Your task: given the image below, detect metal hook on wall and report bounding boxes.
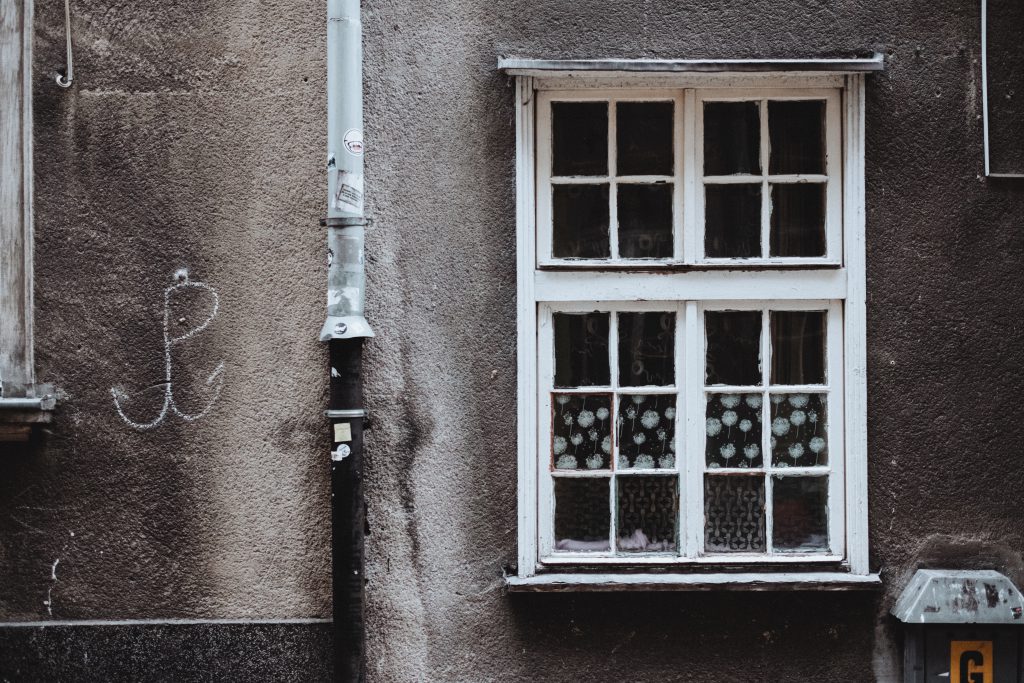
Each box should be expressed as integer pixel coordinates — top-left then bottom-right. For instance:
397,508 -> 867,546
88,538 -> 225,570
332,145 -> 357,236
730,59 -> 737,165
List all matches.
55,0 -> 73,88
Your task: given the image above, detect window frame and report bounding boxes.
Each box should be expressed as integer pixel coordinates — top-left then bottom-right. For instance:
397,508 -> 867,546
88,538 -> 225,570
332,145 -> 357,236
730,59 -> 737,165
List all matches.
513,71 -> 870,586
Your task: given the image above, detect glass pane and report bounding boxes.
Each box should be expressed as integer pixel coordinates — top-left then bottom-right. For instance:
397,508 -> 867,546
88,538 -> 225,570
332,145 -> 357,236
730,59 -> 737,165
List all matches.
554,312 -> 610,387
618,184 -> 673,259
705,310 -> 762,386
617,476 -> 678,553
771,393 -> 827,467
618,311 -> 675,387
616,395 -> 676,470
552,394 -> 613,471
552,101 -> 608,177
770,184 -> 826,257
703,101 -> 761,175
704,184 -> 761,258
772,476 -> 828,552
704,475 -> 766,553
552,185 -> 610,259
770,311 -> 826,385
768,100 -> 825,175
617,101 -> 674,176
705,393 -> 763,469
554,477 -> 611,552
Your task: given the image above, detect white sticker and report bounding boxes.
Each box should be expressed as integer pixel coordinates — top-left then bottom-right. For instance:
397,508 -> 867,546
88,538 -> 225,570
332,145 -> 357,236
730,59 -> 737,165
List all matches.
334,422 -> 352,442
343,129 -> 364,156
333,170 -> 364,213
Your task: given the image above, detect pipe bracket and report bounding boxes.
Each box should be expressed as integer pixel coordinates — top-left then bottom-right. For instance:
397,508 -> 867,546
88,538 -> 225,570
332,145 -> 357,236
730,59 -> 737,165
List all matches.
326,408 -> 367,419
321,217 -> 370,227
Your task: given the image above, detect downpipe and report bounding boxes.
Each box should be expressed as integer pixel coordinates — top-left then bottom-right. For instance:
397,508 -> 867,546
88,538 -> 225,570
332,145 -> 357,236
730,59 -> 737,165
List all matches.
324,0 -> 372,680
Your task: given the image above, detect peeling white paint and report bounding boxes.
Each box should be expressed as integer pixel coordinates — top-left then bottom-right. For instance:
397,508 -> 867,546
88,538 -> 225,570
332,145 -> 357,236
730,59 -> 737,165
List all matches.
340,286 -> 360,310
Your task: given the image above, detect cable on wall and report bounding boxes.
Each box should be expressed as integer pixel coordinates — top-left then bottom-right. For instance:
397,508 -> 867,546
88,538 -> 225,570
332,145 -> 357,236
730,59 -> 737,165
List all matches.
55,0 -> 73,88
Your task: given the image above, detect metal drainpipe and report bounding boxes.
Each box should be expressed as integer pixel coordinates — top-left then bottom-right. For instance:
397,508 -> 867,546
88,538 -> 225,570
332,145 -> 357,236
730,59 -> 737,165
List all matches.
323,0 -> 372,680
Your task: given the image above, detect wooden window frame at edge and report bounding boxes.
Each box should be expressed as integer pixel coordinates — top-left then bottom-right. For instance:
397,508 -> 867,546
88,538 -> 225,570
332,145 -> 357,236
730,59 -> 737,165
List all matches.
512,73 -> 873,591
0,0 -> 55,442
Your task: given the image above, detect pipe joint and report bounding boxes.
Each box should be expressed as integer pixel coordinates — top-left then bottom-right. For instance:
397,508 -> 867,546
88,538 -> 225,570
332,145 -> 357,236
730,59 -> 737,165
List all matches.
320,315 -> 374,341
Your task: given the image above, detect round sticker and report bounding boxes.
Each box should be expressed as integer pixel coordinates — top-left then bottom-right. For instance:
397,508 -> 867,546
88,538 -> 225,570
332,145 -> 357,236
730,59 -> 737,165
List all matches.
343,129 -> 364,156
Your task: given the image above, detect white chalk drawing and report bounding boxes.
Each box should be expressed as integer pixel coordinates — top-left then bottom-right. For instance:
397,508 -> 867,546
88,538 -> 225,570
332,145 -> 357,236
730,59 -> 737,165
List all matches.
111,269 -> 225,430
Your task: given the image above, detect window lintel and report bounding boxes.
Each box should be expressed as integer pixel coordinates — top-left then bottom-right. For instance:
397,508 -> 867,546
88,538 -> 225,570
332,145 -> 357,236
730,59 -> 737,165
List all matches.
498,54 -> 885,77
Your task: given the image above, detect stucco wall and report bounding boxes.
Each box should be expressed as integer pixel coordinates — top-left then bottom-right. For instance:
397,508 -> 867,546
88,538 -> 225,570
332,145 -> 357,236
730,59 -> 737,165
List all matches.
2,0 -> 1023,680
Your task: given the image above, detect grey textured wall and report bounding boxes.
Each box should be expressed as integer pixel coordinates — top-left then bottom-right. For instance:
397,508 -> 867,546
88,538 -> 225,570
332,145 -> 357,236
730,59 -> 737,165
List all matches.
1,0 -> 1023,681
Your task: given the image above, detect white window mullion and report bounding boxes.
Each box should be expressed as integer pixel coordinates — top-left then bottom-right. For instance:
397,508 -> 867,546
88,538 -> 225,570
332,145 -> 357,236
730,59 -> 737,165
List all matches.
536,305 -> 554,560
826,300 -> 847,558
691,92 -> 705,262
760,99 -> 771,259
676,91 -> 690,263
535,92 -> 553,266
761,307 -> 774,554
608,311 -> 619,553
684,301 -> 704,558
674,300 -> 686,557
608,100 -> 619,260
825,90 -> 843,264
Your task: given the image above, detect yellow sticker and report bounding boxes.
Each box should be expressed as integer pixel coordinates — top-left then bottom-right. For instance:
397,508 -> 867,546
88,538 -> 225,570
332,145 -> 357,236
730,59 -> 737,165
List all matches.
333,422 -> 352,443
951,640 -> 993,683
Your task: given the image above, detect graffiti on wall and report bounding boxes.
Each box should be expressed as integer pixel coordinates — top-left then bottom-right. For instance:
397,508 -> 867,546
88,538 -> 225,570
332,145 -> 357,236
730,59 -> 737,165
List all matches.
111,269 -> 225,430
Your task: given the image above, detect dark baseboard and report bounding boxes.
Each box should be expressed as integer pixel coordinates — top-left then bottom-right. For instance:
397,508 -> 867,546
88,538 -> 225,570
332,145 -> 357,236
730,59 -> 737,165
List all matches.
0,620 -> 333,682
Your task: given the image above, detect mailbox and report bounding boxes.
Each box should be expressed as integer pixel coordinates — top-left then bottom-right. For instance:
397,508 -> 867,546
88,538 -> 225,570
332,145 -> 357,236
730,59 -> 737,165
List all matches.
893,570 -> 1024,683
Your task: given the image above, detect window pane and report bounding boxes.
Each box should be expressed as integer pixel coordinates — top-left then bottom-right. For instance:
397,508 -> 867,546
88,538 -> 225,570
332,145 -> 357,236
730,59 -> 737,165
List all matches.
703,101 -> 760,175
770,183 -> 826,257
704,475 -> 766,553
618,184 -> 673,259
704,184 -> 761,258
617,476 -> 678,553
617,395 -> 676,470
705,393 -> 763,469
618,311 -> 675,387
554,312 -> 610,387
553,393 -> 613,471
770,393 -> 828,467
770,310 -> 826,385
554,477 -> 611,551
705,310 -> 762,386
552,101 -> 608,176
772,476 -> 828,552
552,184 -> 610,259
617,101 -> 673,176
768,100 -> 825,175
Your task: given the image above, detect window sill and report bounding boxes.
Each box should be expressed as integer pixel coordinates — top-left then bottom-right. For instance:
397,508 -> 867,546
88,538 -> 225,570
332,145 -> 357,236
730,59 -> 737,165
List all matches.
0,393 -> 57,442
506,571 -> 882,593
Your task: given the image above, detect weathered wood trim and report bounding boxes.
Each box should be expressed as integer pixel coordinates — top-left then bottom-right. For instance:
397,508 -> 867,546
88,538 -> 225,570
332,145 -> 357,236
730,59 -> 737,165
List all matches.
0,0 -> 34,397
498,55 -> 885,76
515,76 -> 539,576
506,571 -> 882,592
843,74 -> 870,575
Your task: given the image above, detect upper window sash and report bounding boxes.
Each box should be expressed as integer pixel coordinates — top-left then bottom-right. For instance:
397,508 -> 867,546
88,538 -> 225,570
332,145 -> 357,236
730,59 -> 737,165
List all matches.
535,87 -> 843,268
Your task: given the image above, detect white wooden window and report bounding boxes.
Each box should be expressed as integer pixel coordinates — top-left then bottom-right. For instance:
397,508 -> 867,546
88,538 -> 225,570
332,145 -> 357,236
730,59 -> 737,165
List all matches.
512,68 -> 872,588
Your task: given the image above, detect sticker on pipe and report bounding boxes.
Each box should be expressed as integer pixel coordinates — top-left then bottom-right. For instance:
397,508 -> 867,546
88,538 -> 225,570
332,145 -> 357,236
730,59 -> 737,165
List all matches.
343,129 -> 364,156
333,170 -> 364,213
334,422 -> 352,443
